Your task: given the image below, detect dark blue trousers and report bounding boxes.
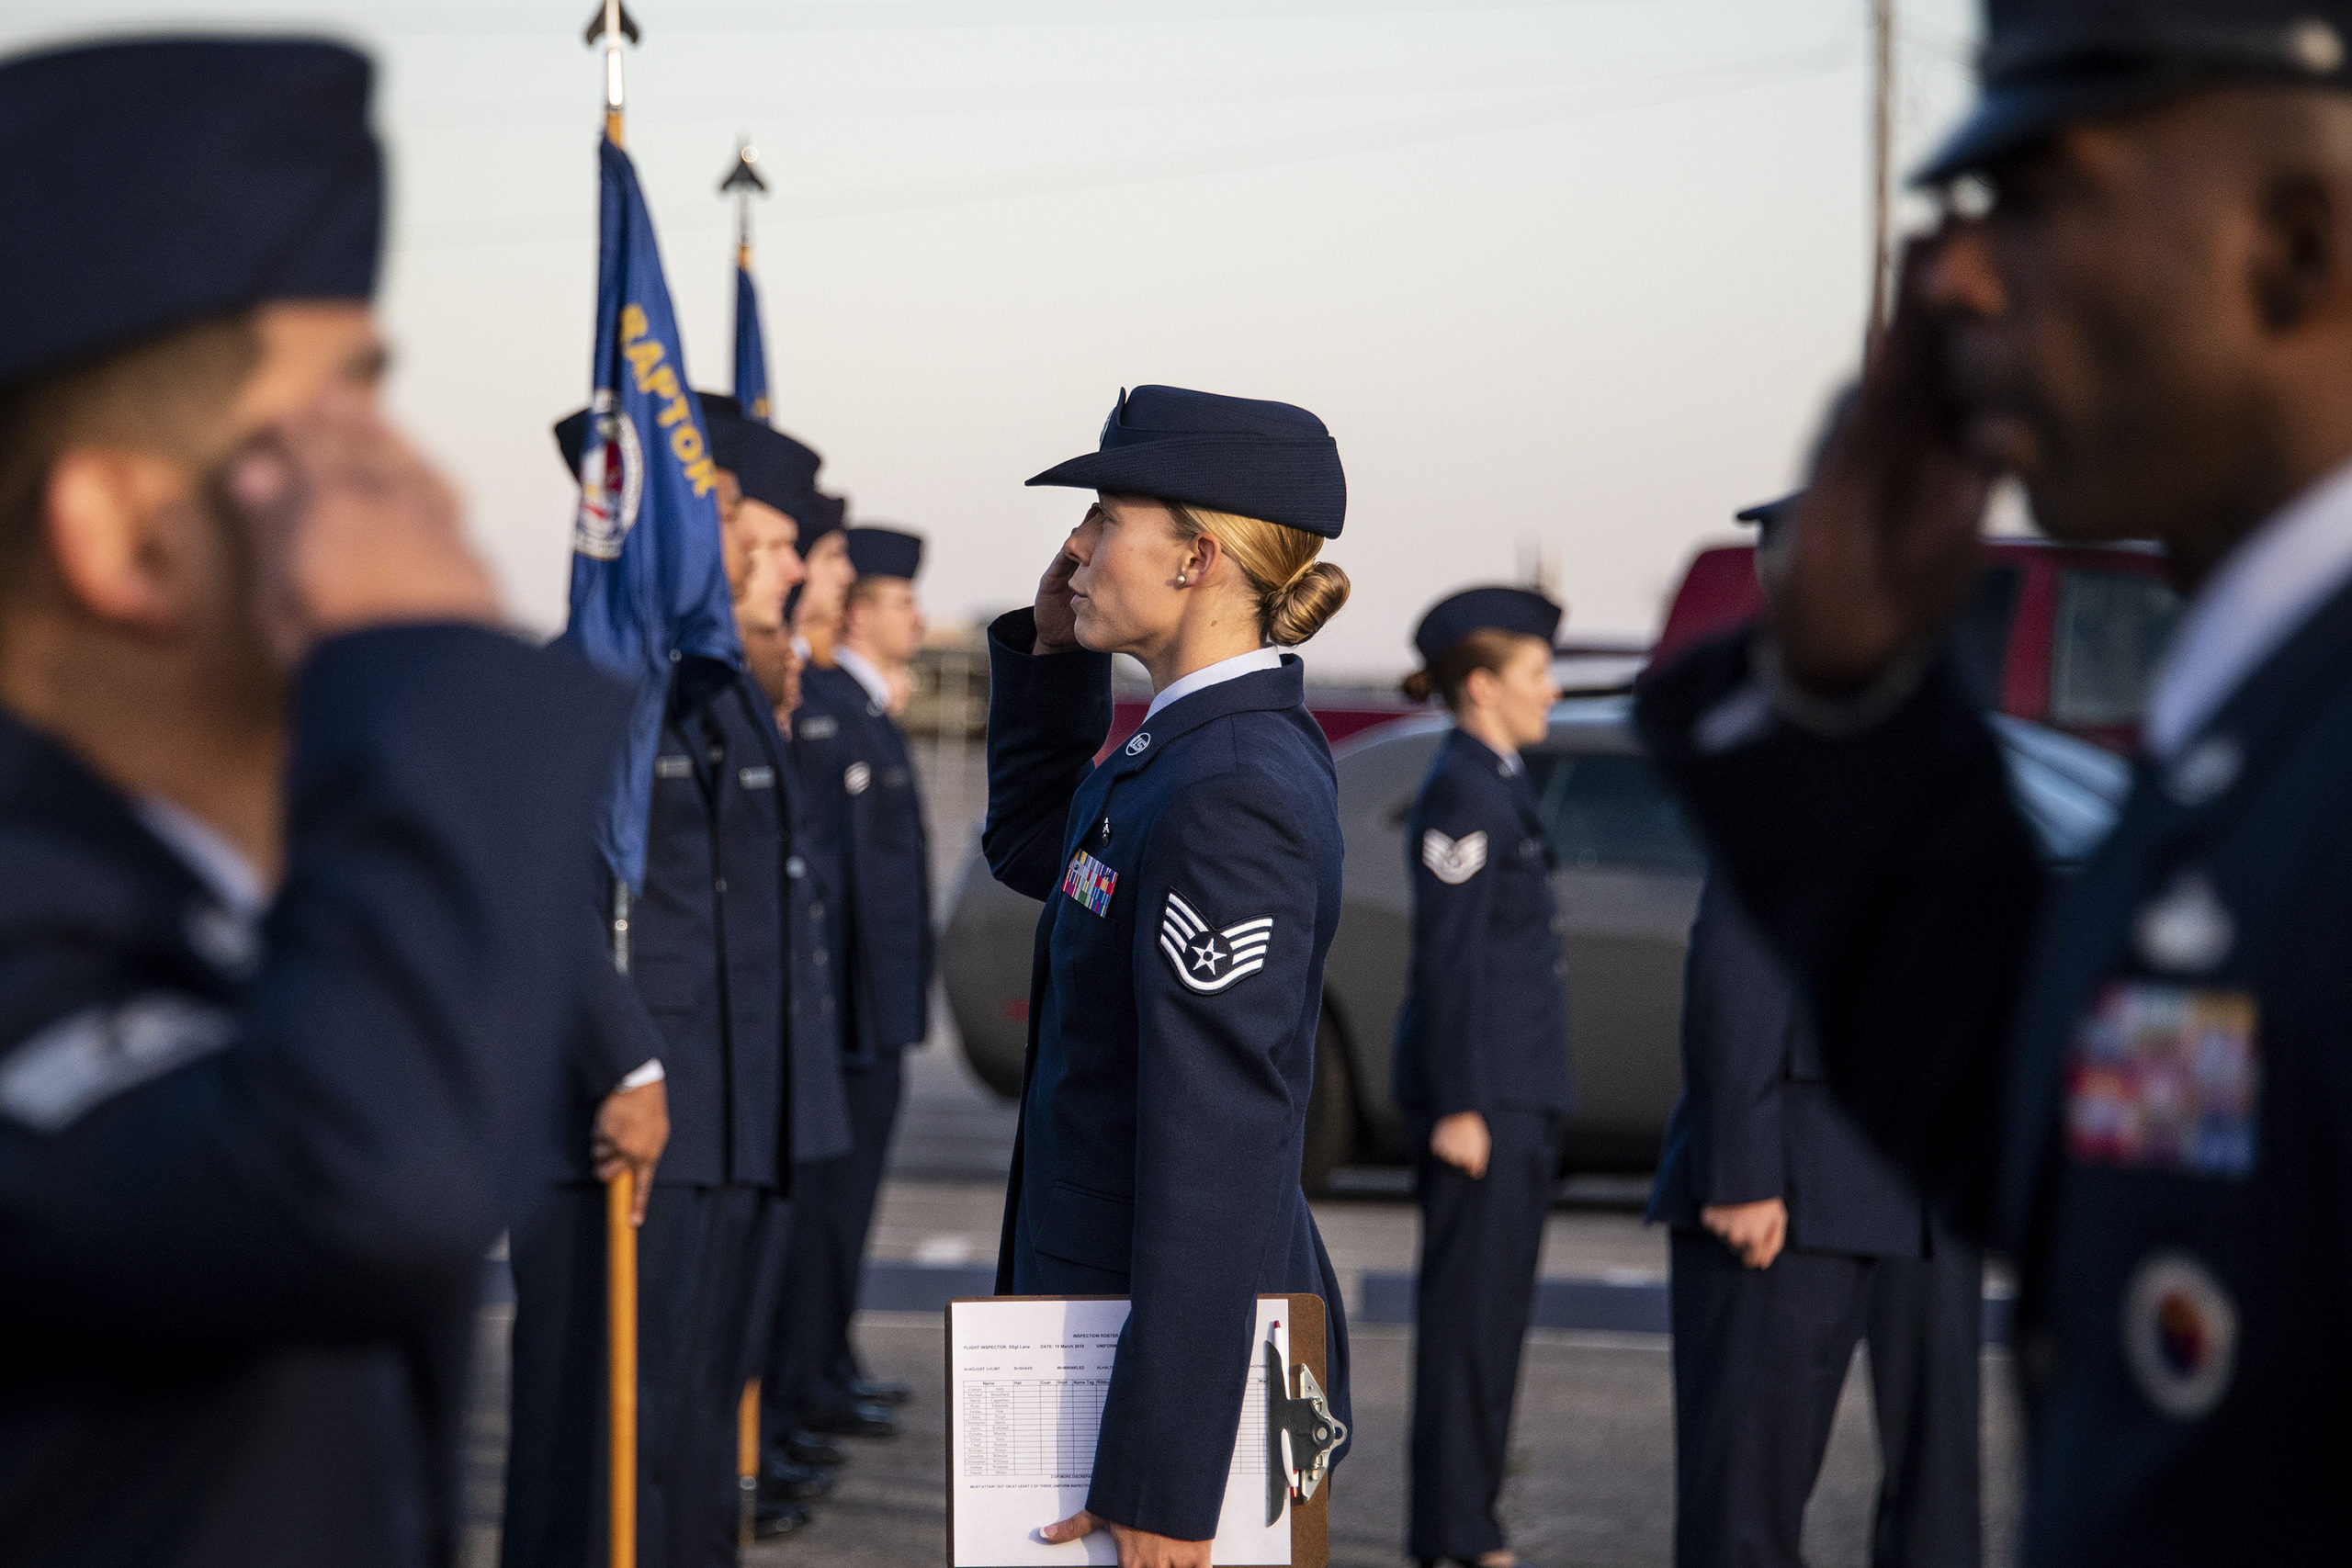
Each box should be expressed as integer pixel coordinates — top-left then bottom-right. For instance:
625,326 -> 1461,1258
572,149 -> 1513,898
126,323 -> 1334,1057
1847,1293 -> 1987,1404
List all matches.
1408,1109 -> 1560,1563
763,1053 -> 903,1441
1667,1226 -> 1981,1568
503,1183 -> 770,1568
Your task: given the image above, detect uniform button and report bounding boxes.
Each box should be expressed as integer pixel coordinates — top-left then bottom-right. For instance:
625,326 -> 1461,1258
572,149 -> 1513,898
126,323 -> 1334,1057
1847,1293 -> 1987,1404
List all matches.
714,877 -> 728,895
811,903 -> 825,919
814,949 -> 829,966
787,855 -> 807,878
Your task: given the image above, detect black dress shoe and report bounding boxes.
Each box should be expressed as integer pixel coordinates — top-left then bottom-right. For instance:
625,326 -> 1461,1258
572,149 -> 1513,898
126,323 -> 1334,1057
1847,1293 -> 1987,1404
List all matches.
782,1429 -> 851,1468
752,1499 -> 812,1540
801,1398 -> 899,1438
759,1459 -> 835,1504
852,1376 -> 911,1407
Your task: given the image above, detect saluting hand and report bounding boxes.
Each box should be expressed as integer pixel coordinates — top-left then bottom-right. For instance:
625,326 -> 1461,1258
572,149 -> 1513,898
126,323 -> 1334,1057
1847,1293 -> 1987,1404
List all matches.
1032,531 -> 1084,655
1775,233 -> 1996,694
1040,1509 -> 1211,1568
1702,1198 -> 1787,1270
221,390 -> 502,670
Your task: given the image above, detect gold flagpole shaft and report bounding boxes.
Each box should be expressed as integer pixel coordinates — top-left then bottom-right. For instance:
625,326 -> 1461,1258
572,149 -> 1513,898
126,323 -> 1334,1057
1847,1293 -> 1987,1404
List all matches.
737,1379 -> 762,1545
607,1170 -> 638,1568
607,879 -> 636,1568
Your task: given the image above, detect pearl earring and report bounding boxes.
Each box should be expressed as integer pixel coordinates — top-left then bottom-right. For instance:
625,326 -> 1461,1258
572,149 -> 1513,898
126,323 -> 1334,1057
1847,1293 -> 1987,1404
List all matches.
1174,573 -> 1188,586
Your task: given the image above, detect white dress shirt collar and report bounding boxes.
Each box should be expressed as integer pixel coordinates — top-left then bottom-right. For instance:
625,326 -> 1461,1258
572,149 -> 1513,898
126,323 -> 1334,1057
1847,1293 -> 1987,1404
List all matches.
831,644 -> 895,714
1143,646 -> 1284,724
135,796 -> 267,917
2144,453 -> 2352,759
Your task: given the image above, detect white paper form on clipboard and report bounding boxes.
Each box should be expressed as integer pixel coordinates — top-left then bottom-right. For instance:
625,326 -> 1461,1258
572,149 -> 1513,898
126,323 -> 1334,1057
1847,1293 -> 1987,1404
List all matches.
945,1295 -> 1332,1568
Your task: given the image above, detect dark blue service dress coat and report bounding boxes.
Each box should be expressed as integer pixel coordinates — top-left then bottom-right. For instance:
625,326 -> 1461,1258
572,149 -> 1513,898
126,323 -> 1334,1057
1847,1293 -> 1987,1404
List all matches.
1634,575 -> 2352,1568
0,627 -> 627,1568
1391,728 -> 1574,1121
794,662 -> 933,1063
981,610 -> 1351,1542
1647,872 -> 1923,1258
620,660 -> 795,1191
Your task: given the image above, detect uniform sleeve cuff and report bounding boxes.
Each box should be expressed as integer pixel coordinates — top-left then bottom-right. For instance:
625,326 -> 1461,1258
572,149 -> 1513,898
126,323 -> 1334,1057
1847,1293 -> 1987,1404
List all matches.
617,1058 -> 664,1090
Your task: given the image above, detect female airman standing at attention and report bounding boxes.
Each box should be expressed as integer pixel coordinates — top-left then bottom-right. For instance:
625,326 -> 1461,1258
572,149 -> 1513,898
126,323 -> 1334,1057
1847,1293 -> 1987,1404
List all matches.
981,384 -> 1355,1568
1394,587 -> 1573,1568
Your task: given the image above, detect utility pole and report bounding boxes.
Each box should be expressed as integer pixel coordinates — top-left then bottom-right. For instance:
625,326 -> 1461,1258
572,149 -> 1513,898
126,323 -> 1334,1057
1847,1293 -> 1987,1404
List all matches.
1869,0 -> 1896,337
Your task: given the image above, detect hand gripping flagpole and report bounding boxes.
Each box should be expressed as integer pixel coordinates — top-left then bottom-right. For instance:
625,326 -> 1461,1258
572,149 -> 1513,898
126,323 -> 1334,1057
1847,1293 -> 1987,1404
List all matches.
582,13 -> 644,1567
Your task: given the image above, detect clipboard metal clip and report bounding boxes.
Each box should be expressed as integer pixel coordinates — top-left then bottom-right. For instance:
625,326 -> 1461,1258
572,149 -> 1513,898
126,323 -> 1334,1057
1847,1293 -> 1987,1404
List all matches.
1263,1342 -> 1348,1507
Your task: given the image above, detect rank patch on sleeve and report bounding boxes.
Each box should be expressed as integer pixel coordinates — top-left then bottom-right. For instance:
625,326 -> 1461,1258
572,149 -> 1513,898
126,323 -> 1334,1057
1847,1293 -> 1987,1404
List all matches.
1420,829 -> 1488,886
1060,849 -> 1117,917
2066,983 -> 2259,1177
1159,892 -> 1272,993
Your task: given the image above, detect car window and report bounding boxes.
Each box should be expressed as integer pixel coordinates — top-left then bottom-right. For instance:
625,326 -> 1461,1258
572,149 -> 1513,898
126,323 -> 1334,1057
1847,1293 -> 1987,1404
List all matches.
1522,749 -> 1706,875
2051,570 -> 2180,728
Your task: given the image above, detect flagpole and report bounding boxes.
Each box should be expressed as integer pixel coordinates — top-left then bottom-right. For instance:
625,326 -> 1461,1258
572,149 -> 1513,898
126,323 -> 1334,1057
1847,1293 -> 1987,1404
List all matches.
603,0 -> 625,144
582,11 -> 642,1566
721,139 -> 766,272
1867,0 -> 1894,338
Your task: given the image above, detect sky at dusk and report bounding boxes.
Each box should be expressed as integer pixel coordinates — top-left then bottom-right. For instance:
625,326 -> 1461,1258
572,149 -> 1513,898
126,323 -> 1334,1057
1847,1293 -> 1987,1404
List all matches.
1,0 -> 1985,674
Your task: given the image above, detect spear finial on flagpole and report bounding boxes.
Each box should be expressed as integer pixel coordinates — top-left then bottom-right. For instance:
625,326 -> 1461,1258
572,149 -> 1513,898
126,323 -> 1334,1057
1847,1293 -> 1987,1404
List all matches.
719,138 -> 768,268
583,0 -> 641,146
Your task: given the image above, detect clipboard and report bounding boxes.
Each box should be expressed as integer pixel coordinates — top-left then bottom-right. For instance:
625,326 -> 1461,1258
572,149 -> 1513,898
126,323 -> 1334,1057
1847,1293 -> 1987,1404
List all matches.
944,1292 -> 1340,1568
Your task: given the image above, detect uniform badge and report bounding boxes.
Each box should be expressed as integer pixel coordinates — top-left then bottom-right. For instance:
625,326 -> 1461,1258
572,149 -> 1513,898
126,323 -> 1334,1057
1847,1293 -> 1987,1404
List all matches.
1060,849 -> 1117,917
1420,829 -> 1487,886
2165,736 -> 2241,807
2122,1250 -> 2238,1420
737,766 -> 775,790
185,902 -> 261,978
844,761 -> 872,795
1159,892 -> 1272,993
2066,983 -> 2259,1177
1125,731 -> 1152,757
2134,872 -> 2233,972
798,716 -> 839,740
654,753 -> 693,780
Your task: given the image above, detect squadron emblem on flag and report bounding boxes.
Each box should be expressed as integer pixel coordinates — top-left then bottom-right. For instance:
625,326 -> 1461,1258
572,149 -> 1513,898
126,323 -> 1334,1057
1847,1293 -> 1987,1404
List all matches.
1420,829 -> 1488,886
572,389 -> 645,561
1159,891 -> 1272,993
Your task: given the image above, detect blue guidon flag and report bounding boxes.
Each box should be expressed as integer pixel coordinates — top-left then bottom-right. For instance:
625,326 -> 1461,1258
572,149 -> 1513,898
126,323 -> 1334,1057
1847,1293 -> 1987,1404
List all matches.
733,246 -> 771,423
560,136 -> 742,891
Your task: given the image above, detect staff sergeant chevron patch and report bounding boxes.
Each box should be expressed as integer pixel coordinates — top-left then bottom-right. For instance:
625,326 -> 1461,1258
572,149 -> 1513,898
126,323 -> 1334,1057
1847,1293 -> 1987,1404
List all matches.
1421,829 -> 1488,886
1159,891 -> 1273,993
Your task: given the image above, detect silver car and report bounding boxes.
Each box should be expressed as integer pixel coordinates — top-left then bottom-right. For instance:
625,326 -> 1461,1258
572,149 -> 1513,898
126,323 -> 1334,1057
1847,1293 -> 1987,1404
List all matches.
942,696 -> 2128,1190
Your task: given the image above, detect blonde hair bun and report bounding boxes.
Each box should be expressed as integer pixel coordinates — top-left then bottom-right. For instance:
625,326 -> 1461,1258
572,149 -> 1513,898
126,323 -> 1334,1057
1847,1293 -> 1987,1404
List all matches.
1265,559 -> 1351,647
1165,500 -> 1350,647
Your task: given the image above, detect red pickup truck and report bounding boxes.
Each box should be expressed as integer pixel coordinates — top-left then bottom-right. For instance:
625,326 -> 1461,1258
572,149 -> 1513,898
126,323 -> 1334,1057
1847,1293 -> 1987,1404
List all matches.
1652,537 -> 2180,751
1095,536 -> 2179,759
